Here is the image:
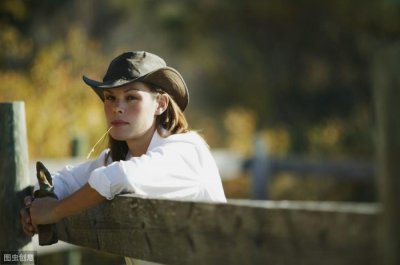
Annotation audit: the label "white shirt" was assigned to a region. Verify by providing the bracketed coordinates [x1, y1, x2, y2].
[49, 130, 227, 203]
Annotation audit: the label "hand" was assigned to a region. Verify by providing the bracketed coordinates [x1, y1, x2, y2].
[30, 197, 61, 226]
[20, 196, 36, 236]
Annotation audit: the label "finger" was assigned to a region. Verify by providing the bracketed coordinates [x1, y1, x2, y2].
[20, 214, 32, 236]
[24, 196, 33, 207]
[20, 208, 31, 223]
[22, 223, 30, 232]
[24, 228, 34, 237]
[22, 223, 34, 237]
[20, 209, 33, 236]
[20, 208, 27, 217]
[26, 224, 34, 233]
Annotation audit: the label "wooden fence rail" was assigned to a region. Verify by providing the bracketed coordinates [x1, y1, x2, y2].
[56, 195, 381, 265]
[245, 156, 374, 181]
[244, 154, 375, 199]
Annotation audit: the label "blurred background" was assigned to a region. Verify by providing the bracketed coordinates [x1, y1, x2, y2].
[1, 0, 399, 264]
[2, 0, 400, 202]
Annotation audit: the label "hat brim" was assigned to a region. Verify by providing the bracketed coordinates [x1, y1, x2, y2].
[83, 66, 189, 111]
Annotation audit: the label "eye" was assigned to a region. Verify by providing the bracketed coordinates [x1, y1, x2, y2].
[126, 95, 138, 101]
[104, 94, 115, 101]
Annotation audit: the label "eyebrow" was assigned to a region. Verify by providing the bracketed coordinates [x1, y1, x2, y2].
[104, 87, 140, 94]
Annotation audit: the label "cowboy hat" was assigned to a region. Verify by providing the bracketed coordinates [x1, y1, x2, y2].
[82, 51, 189, 111]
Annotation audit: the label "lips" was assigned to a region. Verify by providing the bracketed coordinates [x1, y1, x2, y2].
[111, 120, 129, 127]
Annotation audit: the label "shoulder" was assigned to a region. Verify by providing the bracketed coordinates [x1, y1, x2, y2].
[149, 131, 211, 155]
[144, 131, 209, 159]
[159, 131, 208, 147]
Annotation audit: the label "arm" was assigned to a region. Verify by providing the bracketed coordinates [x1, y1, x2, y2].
[56, 183, 106, 219]
[47, 150, 110, 200]
[30, 183, 106, 225]
[89, 140, 214, 201]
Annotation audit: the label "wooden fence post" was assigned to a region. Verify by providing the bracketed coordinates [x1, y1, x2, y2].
[250, 133, 270, 199]
[0, 102, 32, 251]
[373, 44, 400, 265]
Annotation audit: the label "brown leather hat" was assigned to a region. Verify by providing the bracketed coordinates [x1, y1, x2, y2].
[83, 51, 189, 111]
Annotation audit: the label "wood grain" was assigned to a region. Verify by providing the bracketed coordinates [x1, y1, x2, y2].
[57, 195, 381, 265]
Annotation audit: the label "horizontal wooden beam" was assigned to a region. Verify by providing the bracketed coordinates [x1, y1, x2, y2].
[56, 195, 381, 265]
[272, 157, 374, 181]
[244, 157, 375, 181]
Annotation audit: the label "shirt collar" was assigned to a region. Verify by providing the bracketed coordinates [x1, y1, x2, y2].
[125, 128, 165, 159]
[147, 128, 165, 152]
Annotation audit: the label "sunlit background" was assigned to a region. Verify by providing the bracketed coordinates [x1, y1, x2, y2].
[1, 0, 400, 204]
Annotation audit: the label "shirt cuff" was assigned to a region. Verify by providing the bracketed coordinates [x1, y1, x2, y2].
[88, 167, 113, 200]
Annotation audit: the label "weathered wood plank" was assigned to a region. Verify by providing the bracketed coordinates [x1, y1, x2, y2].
[57, 195, 381, 265]
[0, 102, 32, 250]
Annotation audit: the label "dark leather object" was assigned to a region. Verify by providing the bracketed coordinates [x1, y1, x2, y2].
[33, 161, 58, 246]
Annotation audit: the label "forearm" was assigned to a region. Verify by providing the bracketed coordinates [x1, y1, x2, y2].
[55, 183, 106, 220]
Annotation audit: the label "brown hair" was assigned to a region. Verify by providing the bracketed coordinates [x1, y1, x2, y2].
[104, 83, 189, 164]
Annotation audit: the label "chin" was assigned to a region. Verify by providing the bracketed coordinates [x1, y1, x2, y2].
[110, 133, 128, 141]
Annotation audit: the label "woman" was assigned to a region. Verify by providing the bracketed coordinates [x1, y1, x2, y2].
[21, 51, 226, 236]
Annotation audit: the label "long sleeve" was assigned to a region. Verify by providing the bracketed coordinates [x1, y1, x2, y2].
[38, 131, 226, 203]
[49, 151, 109, 200]
[88, 132, 227, 202]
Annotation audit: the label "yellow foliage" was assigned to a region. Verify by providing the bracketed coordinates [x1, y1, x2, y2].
[308, 119, 344, 154]
[0, 24, 32, 60]
[0, 0, 27, 21]
[0, 27, 108, 158]
[223, 107, 256, 155]
[269, 173, 355, 201]
[194, 117, 223, 148]
[262, 127, 290, 156]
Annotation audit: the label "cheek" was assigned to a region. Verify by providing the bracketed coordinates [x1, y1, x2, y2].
[104, 104, 112, 119]
[126, 104, 141, 117]
[132, 101, 157, 125]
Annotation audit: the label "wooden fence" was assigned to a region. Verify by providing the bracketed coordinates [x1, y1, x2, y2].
[56, 195, 380, 265]
[244, 150, 375, 200]
[1, 45, 399, 265]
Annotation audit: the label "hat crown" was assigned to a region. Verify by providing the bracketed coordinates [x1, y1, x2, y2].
[83, 50, 189, 111]
[103, 51, 166, 82]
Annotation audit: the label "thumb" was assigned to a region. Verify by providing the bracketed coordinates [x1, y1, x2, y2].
[24, 196, 33, 207]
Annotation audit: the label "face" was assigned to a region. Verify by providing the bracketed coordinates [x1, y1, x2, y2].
[103, 82, 162, 142]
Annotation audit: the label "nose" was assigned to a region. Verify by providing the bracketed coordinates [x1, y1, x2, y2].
[113, 100, 125, 114]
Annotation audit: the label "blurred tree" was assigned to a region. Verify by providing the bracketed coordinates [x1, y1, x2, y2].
[148, 0, 400, 157]
[0, 0, 399, 159]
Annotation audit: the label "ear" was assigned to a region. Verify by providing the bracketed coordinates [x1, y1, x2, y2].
[155, 94, 169, 115]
